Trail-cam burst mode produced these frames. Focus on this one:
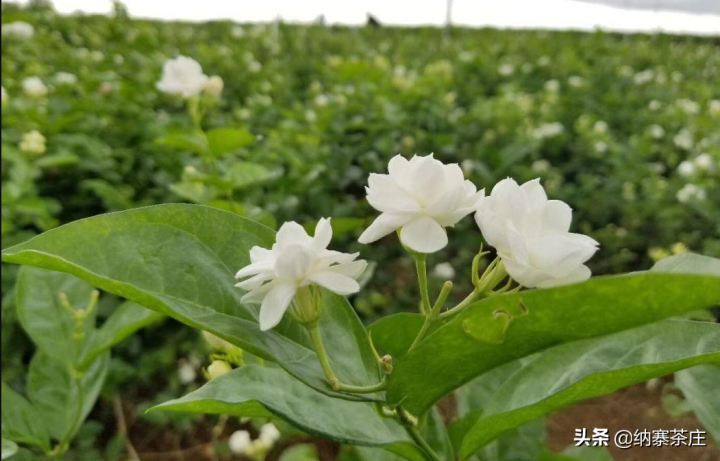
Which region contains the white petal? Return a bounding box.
[400,216,448,253]
[537,265,592,288]
[235,260,274,279]
[274,245,314,280]
[520,178,547,209]
[276,221,312,248]
[236,272,273,290]
[358,213,414,244]
[241,282,274,304]
[308,271,361,295]
[542,200,572,233]
[312,218,333,251]
[388,154,410,179]
[250,246,274,263]
[259,283,296,331]
[329,259,368,279]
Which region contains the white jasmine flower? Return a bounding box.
[1,86,7,106]
[474,178,599,288]
[709,100,720,114]
[207,360,232,380]
[358,154,484,253]
[54,72,78,85]
[676,184,706,203]
[156,56,208,98]
[544,80,560,92]
[431,262,456,280]
[314,94,329,107]
[648,100,662,111]
[676,99,699,115]
[537,56,551,67]
[678,161,696,177]
[694,153,715,172]
[568,76,584,87]
[236,218,367,331]
[531,159,551,173]
[229,430,252,454]
[20,131,46,155]
[2,21,34,39]
[259,423,281,445]
[594,141,608,154]
[460,159,475,175]
[673,130,693,150]
[22,77,48,97]
[532,122,564,140]
[633,69,654,85]
[498,64,515,76]
[649,124,665,139]
[203,75,224,97]
[178,362,197,384]
[593,121,608,133]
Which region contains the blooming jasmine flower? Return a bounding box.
[678,161,696,177]
[156,56,208,98]
[229,430,252,454]
[358,154,484,253]
[2,21,34,39]
[20,131,46,156]
[236,219,367,331]
[22,77,48,97]
[694,153,715,172]
[475,178,598,288]
[431,263,456,280]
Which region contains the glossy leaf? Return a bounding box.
[457,319,720,458]
[1,439,18,460]
[27,352,110,443]
[475,419,547,461]
[675,365,720,444]
[16,267,97,366]
[1,204,382,401]
[279,444,320,461]
[206,127,254,157]
[79,301,164,367]
[369,312,425,359]
[0,383,49,451]
[151,366,414,450]
[387,267,720,414]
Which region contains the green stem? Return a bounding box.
[409,281,453,352]
[397,407,442,461]
[438,289,481,320]
[306,322,387,393]
[414,254,431,315]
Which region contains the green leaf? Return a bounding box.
[650,253,720,275]
[369,313,425,359]
[27,352,110,443]
[548,445,614,461]
[15,267,97,366]
[79,301,164,367]
[155,131,209,157]
[1,439,18,460]
[151,365,412,449]
[1,204,382,402]
[675,365,720,444]
[225,162,275,190]
[0,383,50,451]
[475,419,547,461]
[457,320,720,459]
[206,127,254,157]
[387,268,720,414]
[279,444,320,461]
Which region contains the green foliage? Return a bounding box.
[1,439,18,460]
[675,365,720,444]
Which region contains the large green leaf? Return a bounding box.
[456,319,720,458]
[369,312,425,359]
[0,383,50,451]
[151,365,426,458]
[1,204,382,401]
[16,267,97,366]
[1,439,18,460]
[675,365,720,444]
[27,352,110,443]
[206,127,254,157]
[650,253,720,275]
[387,266,720,414]
[79,301,164,367]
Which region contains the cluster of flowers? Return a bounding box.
[229,423,281,457]
[156,56,223,98]
[236,154,598,331]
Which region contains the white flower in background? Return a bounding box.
[673,129,693,150]
[156,56,208,98]
[431,262,456,280]
[678,161,696,177]
[475,178,599,288]
[694,153,715,172]
[207,360,232,380]
[676,99,699,115]
[2,21,34,39]
[593,121,608,133]
[537,56,551,67]
[532,122,564,140]
[228,430,252,455]
[498,64,515,76]
[709,100,720,114]
[633,69,654,85]
[648,100,662,111]
[1,86,7,106]
[649,124,665,139]
[178,361,197,384]
[568,76,584,87]
[314,94,329,107]
[358,154,484,253]
[544,80,560,92]
[676,184,707,203]
[531,159,551,173]
[22,77,48,97]
[236,218,367,331]
[203,75,224,97]
[54,72,78,85]
[594,141,608,154]
[259,423,281,446]
[20,131,46,155]
[460,159,475,175]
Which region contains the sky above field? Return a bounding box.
[13,0,720,35]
